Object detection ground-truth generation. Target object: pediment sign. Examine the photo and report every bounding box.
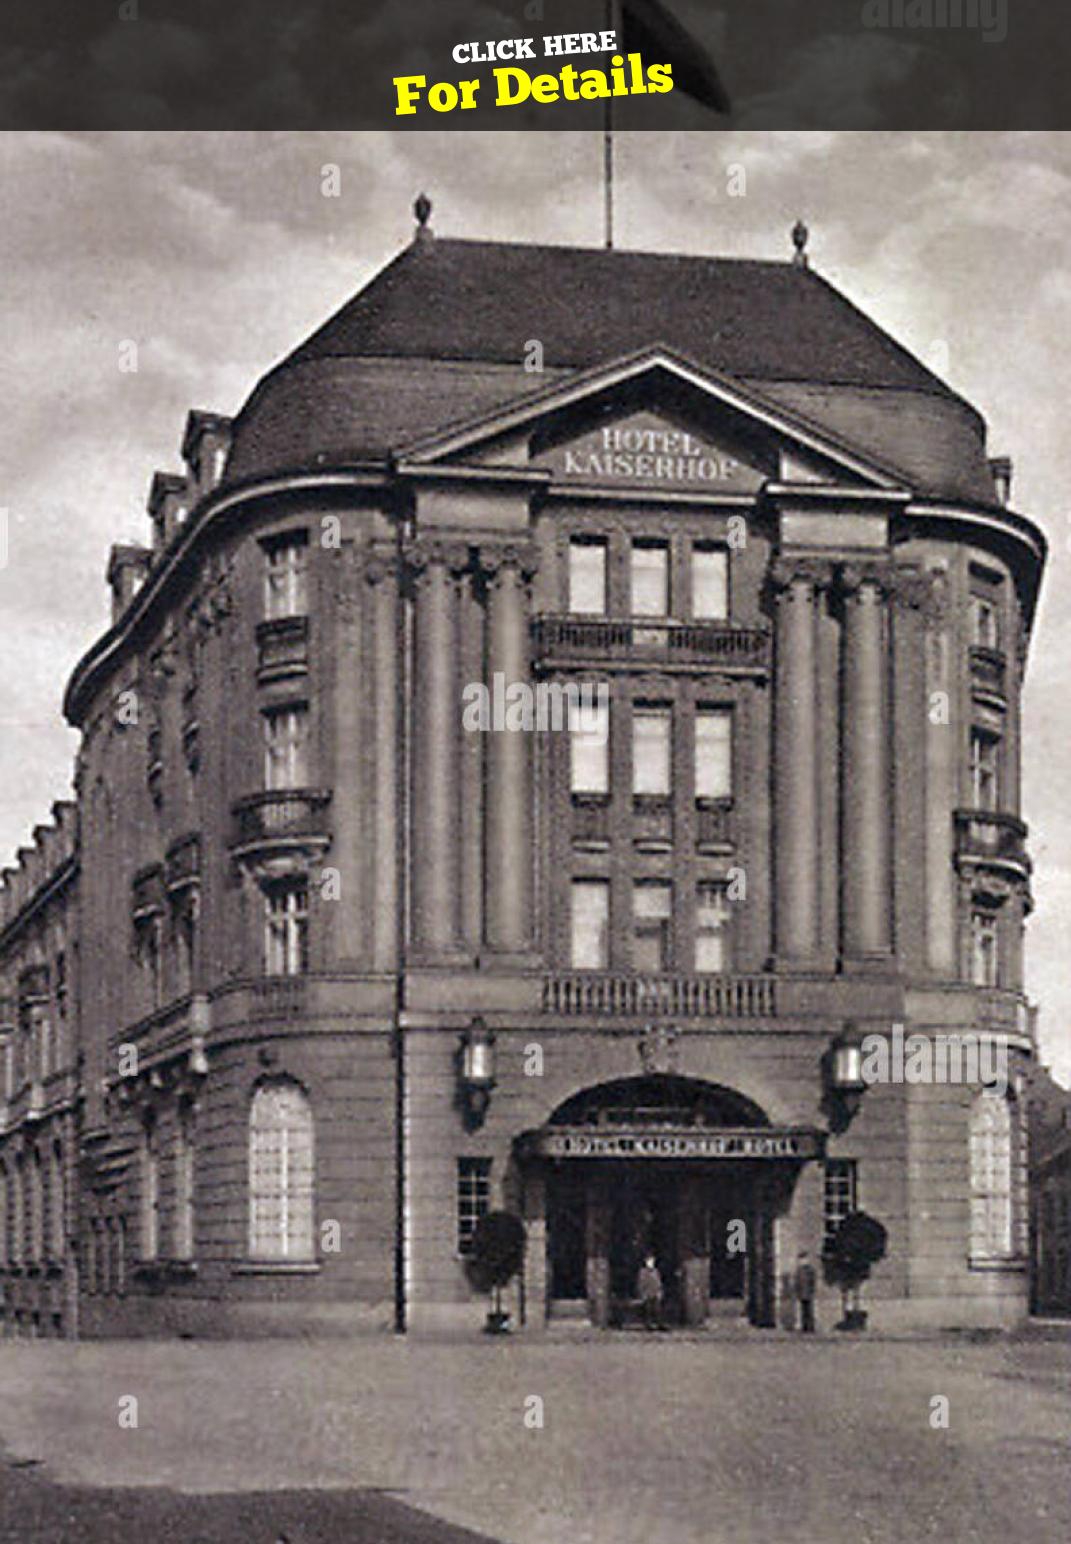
[535,410,767,494]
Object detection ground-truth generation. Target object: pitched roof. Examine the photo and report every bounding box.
[283,236,960,400]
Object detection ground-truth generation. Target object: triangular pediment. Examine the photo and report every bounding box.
[397,347,908,494]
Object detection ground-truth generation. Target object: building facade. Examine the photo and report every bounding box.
[0,215,1047,1336]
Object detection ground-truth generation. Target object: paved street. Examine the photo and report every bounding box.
[0,1331,1068,1544]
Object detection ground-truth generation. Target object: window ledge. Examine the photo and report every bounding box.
[231,1260,321,1276]
[968,1256,1027,1273]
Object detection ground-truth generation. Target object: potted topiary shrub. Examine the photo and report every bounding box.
[466,1211,527,1334]
[822,1210,887,1331]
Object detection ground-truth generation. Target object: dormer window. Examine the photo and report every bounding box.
[263,531,309,620]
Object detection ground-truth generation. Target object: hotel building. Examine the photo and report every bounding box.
[0,209,1046,1335]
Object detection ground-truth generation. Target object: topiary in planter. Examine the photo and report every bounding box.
[822,1210,887,1331]
[466,1211,527,1334]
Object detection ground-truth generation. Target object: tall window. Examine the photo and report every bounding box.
[29,1148,43,1264]
[136,915,164,1010]
[630,541,668,617]
[140,1119,159,1261]
[264,531,309,619]
[970,594,999,650]
[969,729,998,810]
[692,546,728,620]
[571,880,609,970]
[970,909,999,987]
[568,538,607,615]
[1,1037,12,1100]
[173,894,197,998]
[970,1090,1013,1260]
[248,1082,315,1260]
[174,1105,195,1261]
[632,706,671,797]
[264,705,309,790]
[11,1157,23,1265]
[633,882,671,972]
[457,1157,492,1256]
[265,882,310,976]
[569,696,609,796]
[695,883,731,974]
[695,709,733,801]
[49,1141,64,1260]
[823,1159,858,1251]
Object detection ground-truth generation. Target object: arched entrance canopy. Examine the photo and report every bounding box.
[548,1075,770,1132]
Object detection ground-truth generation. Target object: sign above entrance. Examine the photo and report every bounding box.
[539,412,765,493]
[530,1127,823,1160]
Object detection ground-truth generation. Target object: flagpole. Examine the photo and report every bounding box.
[604,0,618,249]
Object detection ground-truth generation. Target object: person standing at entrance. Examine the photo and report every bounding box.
[795,1250,817,1333]
[637,1254,665,1331]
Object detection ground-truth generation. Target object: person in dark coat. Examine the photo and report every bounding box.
[637,1254,665,1331]
[795,1250,817,1333]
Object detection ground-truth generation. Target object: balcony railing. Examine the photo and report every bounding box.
[954,809,1030,877]
[230,789,332,854]
[532,616,770,670]
[256,616,310,683]
[969,645,1007,700]
[543,973,778,1019]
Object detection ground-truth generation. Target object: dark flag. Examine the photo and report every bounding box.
[620,0,732,114]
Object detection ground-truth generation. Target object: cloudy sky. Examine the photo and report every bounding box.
[0,129,1067,1080]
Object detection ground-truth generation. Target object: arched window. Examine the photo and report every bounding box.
[969,1089,1014,1261]
[248,1082,314,1260]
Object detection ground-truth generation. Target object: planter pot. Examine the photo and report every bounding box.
[483,1310,512,1335]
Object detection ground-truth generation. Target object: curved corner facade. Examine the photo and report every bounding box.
[0,238,1046,1337]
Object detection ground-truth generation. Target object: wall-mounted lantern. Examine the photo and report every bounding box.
[459,1016,496,1130]
[825,1023,869,1130]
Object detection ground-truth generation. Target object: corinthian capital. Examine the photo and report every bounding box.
[477,540,540,588]
[839,560,895,600]
[404,537,471,588]
[768,555,835,595]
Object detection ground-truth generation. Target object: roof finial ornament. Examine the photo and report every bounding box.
[792,218,809,268]
[414,192,433,243]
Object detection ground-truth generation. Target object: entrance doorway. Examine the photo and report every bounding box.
[530,1075,817,1329]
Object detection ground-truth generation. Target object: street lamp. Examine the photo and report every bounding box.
[459,1016,496,1129]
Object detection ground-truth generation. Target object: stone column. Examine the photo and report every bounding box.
[408,539,470,963]
[478,542,539,961]
[841,564,893,964]
[367,551,400,970]
[585,1174,612,1329]
[771,559,826,966]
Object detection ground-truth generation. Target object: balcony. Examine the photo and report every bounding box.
[571,795,610,849]
[532,616,770,672]
[969,645,1007,704]
[696,800,733,851]
[230,789,332,869]
[256,616,310,683]
[543,973,778,1020]
[954,809,1030,881]
[165,833,201,893]
[131,864,165,921]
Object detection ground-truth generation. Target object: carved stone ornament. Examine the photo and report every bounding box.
[637,1022,680,1076]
